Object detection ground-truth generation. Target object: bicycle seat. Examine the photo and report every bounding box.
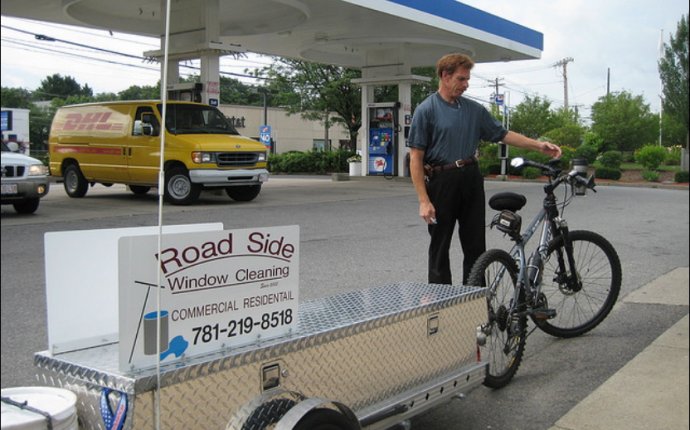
[489,192,527,212]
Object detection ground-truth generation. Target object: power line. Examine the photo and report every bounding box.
[1,24,270,89]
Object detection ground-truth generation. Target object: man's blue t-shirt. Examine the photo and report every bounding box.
[407,92,507,165]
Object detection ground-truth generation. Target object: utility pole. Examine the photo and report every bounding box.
[553,57,574,110]
[487,77,504,105]
[658,29,664,146]
[606,67,611,96]
[493,77,503,96]
[488,77,508,178]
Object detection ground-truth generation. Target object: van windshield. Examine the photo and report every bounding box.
[158,104,240,135]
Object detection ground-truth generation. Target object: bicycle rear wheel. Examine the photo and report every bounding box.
[534,230,622,338]
[468,249,526,389]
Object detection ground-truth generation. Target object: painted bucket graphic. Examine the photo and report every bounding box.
[143,310,169,355]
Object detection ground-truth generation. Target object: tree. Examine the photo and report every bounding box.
[1,87,33,108]
[658,14,689,153]
[28,104,55,150]
[260,58,363,150]
[543,123,585,148]
[509,95,558,139]
[118,84,160,100]
[34,74,92,100]
[661,113,686,147]
[219,76,262,105]
[590,91,658,152]
[411,66,437,108]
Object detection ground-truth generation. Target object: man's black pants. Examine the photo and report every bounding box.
[425,164,486,285]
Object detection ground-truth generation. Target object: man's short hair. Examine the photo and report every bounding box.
[436,53,475,78]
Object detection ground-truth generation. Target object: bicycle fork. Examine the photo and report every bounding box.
[550,217,583,294]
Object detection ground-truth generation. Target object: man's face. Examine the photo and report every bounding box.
[441,68,471,98]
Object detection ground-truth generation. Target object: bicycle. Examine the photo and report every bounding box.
[469,157,622,389]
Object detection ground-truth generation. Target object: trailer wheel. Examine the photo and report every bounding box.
[242,398,296,429]
[292,409,358,430]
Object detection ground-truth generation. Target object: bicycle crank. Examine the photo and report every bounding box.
[531,293,557,320]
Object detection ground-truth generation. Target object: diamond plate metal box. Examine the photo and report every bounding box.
[35,282,487,429]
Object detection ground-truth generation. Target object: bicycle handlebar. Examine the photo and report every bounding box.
[511,157,597,193]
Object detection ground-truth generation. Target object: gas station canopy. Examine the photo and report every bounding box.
[1,0,542,67]
[2,0,543,177]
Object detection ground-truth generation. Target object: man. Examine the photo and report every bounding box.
[407,53,561,285]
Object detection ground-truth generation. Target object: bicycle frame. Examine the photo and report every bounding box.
[507,207,551,299]
[491,180,577,321]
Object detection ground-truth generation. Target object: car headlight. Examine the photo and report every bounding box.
[258,152,267,162]
[28,164,48,176]
[192,152,214,163]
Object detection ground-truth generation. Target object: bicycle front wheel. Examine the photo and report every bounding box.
[534,230,622,338]
[468,249,526,389]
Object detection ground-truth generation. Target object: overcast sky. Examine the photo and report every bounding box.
[2,0,688,121]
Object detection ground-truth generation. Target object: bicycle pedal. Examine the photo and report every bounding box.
[532,308,557,320]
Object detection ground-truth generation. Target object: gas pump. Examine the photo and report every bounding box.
[167,82,203,103]
[368,102,399,176]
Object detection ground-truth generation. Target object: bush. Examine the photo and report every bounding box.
[665,146,682,166]
[478,158,501,176]
[595,167,622,180]
[522,166,541,179]
[558,146,576,170]
[268,149,351,173]
[574,144,598,164]
[634,145,666,170]
[598,150,623,169]
[641,170,660,182]
[675,171,689,183]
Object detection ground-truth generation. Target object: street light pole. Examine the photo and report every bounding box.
[261,90,268,127]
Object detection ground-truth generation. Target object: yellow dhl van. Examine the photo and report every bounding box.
[48,101,269,205]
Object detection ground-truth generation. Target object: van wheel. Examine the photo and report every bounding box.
[165,167,200,205]
[63,164,88,198]
[225,185,261,202]
[129,185,151,195]
[13,199,40,214]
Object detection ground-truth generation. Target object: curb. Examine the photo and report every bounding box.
[330,174,688,190]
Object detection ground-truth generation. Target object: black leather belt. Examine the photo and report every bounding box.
[426,157,476,174]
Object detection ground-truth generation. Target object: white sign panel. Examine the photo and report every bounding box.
[44,223,223,354]
[118,225,299,371]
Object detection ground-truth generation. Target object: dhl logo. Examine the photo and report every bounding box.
[53,112,125,132]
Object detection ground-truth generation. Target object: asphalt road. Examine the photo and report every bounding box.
[1,176,688,429]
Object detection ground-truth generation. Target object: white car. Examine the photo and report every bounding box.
[1,141,50,214]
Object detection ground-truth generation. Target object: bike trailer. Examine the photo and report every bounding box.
[34,282,487,429]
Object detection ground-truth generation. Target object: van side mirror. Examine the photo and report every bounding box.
[133,120,144,136]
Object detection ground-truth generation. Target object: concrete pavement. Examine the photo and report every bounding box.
[550,267,689,430]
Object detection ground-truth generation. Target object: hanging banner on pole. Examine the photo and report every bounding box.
[259,125,272,150]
